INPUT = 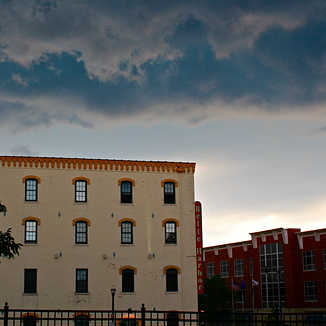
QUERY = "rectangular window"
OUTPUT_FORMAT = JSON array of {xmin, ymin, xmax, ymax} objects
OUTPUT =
[
  {"xmin": 121, "ymin": 221, "xmax": 133, "ymax": 244},
  {"xmin": 303, "ymin": 251, "xmax": 315, "ymax": 271},
  {"xmin": 304, "ymin": 281, "xmax": 317, "ymax": 301},
  {"xmin": 122, "ymin": 269, "xmax": 134, "ymax": 292},
  {"xmin": 25, "ymin": 220, "xmax": 37, "ymax": 244},
  {"xmin": 165, "ymin": 222, "xmax": 177, "ymax": 244},
  {"xmin": 121, "ymin": 181, "xmax": 132, "ymax": 204},
  {"xmin": 234, "ymin": 259, "xmax": 244, "ymax": 276},
  {"xmin": 206, "ymin": 262, "xmax": 215, "ymax": 278},
  {"xmin": 24, "ymin": 269, "xmax": 37, "ymax": 293},
  {"xmin": 75, "ymin": 221, "xmax": 88, "ymax": 244},
  {"xmin": 260, "ymin": 242, "xmax": 284, "ymax": 309},
  {"xmin": 249, "ymin": 258, "xmax": 253, "ymax": 275},
  {"xmin": 220, "ymin": 261, "xmax": 229, "ymax": 277},
  {"xmin": 25, "ymin": 179, "xmax": 38, "ymax": 201},
  {"xmin": 76, "ymin": 269, "xmax": 88, "ymax": 293},
  {"xmin": 75, "ymin": 180, "xmax": 87, "ymax": 202},
  {"xmin": 164, "ymin": 182, "xmax": 176, "ymax": 204},
  {"xmin": 166, "ymin": 268, "xmax": 178, "ymax": 292}
]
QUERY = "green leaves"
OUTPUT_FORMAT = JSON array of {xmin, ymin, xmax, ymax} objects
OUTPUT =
[{"xmin": 0, "ymin": 228, "xmax": 22, "ymax": 259}]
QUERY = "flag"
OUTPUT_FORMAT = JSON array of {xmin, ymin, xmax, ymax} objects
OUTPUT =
[
  {"xmin": 233, "ymin": 282, "xmax": 240, "ymax": 291},
  {"xmin": 252, "ymin": 279, "xmax": 259, "ymax": 286},
  {"xmin": 240, "ymin": 281, "xmax": 246, "ymax": 289}
]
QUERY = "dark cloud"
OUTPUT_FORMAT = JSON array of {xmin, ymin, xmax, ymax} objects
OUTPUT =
[{"xmin": 0, "ymin": 0, "xmax": 325, "ymax": 130}]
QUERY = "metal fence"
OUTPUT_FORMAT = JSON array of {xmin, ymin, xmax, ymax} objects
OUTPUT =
[{"xmin": 1, "ymin": 303, "xmax": 326, "ymax": 326}]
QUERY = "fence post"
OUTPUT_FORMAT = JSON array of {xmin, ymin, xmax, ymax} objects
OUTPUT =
[
  {"xmin": 275, "ymin": 307, "xmax": 280, "ymax": 326},
  {"xmin": 4, "ymin": 302, "xmax": 9, "ymax": 326},
  {"xmin": 141, "ymin": 304, "xmax": 146, "ymax": 326}
]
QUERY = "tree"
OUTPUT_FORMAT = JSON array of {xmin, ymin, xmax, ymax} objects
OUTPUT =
[
  {"xmin": 199, "ymin": 275, "xmax": 232, "ymax": 313},
  {"xmin": 0, "ymin": 203, "xmax": 22, "ymax": 258}
]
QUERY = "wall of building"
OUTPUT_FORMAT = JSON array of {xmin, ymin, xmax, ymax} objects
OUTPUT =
[
  {"xmin": 0, "ymin": 157, "xmax": 198, "ymax": 311},
  {"xmin": 203, "ymin": 227, "xmax": 326, "ymax": 312}
]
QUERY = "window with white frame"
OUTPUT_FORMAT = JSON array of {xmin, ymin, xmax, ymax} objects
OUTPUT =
[
  {"xmin": 75, "ymin": 180, "xmax": 87, "ymax": 202},
  {"xmin": 75, "ymin": 221, "xmax": 88, "ymax": 244},
  {"xmin": 25, "ymin": 220, "xmax": 38, "ymax": 244},
  {"xmin": 303, "ymin": 251, "xmax": 315, "ymax": 271},
  {"xmin": 304, "ymin": 281, "xmax": 317, "ymax": 301},
  {"xmin": 25, "ymin": 178, "xmax": 38, "ymax": 201},
  {"xmin": 234, "ymin": 259, "xmax": 244, "ymax": 276},
  {"xmin": 220, "ymin": 261, "xmax": 229, "ymax": 277},
  {"xmin": 121, "ymin": 221, "xmax": 133, "ymax": 244},
  {"xmin": 206, "ymin": 262, "xmax": 215, "ymax": 278},
  {"xmin": 165, "ymin": 221, "xmax": 177, "ymax": 244}
]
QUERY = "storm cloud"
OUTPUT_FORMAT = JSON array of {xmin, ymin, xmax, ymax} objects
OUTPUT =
[{"xmin": 0, "ymin": 0, "xmax": 325, "ymax": 130}]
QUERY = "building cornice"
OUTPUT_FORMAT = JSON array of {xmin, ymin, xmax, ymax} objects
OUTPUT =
[{"xmin": 0, "ymin": 156, "xmax": 195, "ymax": 173}]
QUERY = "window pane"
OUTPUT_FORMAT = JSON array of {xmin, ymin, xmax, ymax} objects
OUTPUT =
[
  {"xmin": 25, "ymin": 179, "xmax": 38, "ymax": 201},
  {"xmin": 303, "ymin": 251, "xmax": 315, "ymax": 271},
  {"xmin": 165, "ymin": 222, "xmax": 177, "ymax": 244},
  {"xmin": 164, "ymin": 182, "xmax": 175, "ymax": 204},
  {"xmin": 207, "ymin": 262, "xmax": 215, "ymax": 278},
  {"xmin": 166, "ymin": 268, "xmax": 178, "ymax": 292},
  {"xmin": 76, "ymin": 269, "xmax": 88, "ymax": 293},
  {"xmin": 121, "ymin": 181, "xmax": 132, "ymax": 204},
  {"xmin": 122, "ymin": 269, "xmax": 134, "ymax": 292},
  {"xmin": 25, "ymin": 220, "xmax": 37, "ymax": 243},
  {"xmin": 121, "ymin": 222, "xmax": 133, "ymax": 244},
  {"xmin": 24, "ymin": 269, "xmax": 37, "ymax": 293},
  {"xmin": 75, "ymin": 180, "xmax": 87, "ymax": 202},
  {"xmin": 76, "ymin": 221, "xmax": 87, "ymax": 244}
]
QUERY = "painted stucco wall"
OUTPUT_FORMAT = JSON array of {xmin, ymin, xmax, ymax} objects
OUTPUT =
[{"xmin": 0, "ymin": 157, "xmax": 198, "ymax": 311}]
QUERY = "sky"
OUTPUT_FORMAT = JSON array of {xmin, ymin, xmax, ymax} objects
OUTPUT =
[{"xmin": 1, "ymin": 0, "xmax": 326, "ymax": 247}]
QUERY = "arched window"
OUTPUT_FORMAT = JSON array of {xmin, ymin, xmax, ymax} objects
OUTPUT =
[
  {"xmin": 121, "ymin": 221, "xmax": 133, "ymax": 244},
  {"xmin": 162, "ymin": 180, "xmax": 177, "ymax": 204},
  {"xmin": 25, "ymin": 220, "xmax": 37, "ymax": 244},
  {"xmin": 166, "ymin": 312, "xmax": 179, "ymax": 326},
  {"xmin": 165, "ymin": 221, "xmax": 177, "ymax": 244},
  {"xmin": 75, "ymin": 314, "xmax": 89, "ymax": 326},
  {"xmin": 121, "ymin": 181, "xmax": 132, "ymax": 203},
  {"xmin": 120, "ymin": 266, "xmax": 137, "ymax": 293},
  {"xmin": 164, "ymin": 266, "xmax": 180, "ymax": 292},
  {"xmin": 75, "ymin": 221, "xmax": 88, "ymax": 244},
  {"xmin": 75, "ymin": 180, "xmax": 87, "ymax": 202},
  {"xmin": 25, "ymin": 178, "xmax": 38, "ymax": 201},
  {"xmin": 23, "ymin": 315, "xmax": 37, "ymax": 326},
  {"xmin": 22, "ymin": 218, "xmax": 40, "ymax": 244}
]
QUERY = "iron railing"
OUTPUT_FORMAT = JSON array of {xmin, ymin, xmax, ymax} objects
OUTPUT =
[{"xmin": 1, "ymin": 303, "xmax": 326, "ymax": 326}]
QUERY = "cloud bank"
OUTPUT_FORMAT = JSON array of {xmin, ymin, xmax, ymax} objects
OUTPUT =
[{"xmin": 0, "ymin": 0, "xmax": 326, "ymax": 130}]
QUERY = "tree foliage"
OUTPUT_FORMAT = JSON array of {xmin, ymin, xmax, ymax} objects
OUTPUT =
[
  {"xmin": 199, "ymin": 275, "xmax": 232, "ymax": 313},
  {"xmin": 0, "ymin": 203, "xmax": 22, "ymax": 259}
]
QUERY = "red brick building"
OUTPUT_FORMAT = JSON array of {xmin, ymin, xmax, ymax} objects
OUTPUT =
[{"xmin": 203, "ymin": 227, "xmax": 326, "ymax": 312}]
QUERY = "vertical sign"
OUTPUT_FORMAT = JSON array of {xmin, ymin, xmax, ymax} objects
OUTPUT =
[{"xmin": 195, "ymin": 201, "xmax": 204, "ymax": 294}]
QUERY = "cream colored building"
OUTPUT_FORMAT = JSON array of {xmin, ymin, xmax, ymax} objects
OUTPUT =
[{"xmin": 0, "ymin": 156, "xmax": 198, "ymax": 311}]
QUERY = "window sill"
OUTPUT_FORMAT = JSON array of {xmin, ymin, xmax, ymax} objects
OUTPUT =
[
  {"xmin": 121, "ymin": 244, "xmax": 134, "ymax": 246},
  {"xmin": 163, "ymin": 204, "xmax": 177, "ymax": 206},
  {"xmin": 23, "ymin": 293, "xmax": 38, "ymax": 296},
  {"xmin": 121, "ymin": 292, "xmax": 135, "ymax": 295},
  {"xmin": 74, "ymin": 244, "xmax": 89, "ymax": 246},
  {"xmin": 120, "ymin": 203, "xmax": 134, "ymax": 206},
  {"xmin": 74, "ymin": 202, "xmax": 88, "ymax": 205},
  {"xmin": 166, "ymin": 291, "xmax": 179, "ymax": 294},
  {"xmin": 24, "ymin": 201, "xmax": 39, "ymax": 204},
  {"xmin": 24, "ymin": 243, "xmax": 38, "ymax": 246},
  {"xmin": 75, "ymin": 292, "xmax": 90, "ymax": 295},
  {"xmin": 165, "ymin": 243, "xmax": 178, "ymax": 246}
]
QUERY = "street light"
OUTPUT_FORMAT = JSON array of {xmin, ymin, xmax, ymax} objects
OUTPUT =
[
  {"xmin": 264, "ymin": 266, "xmax": 282, "ymax": 314},
  {"xmin": 111, "ymin": 287, "xmax": 116, "ymax": 323}
]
